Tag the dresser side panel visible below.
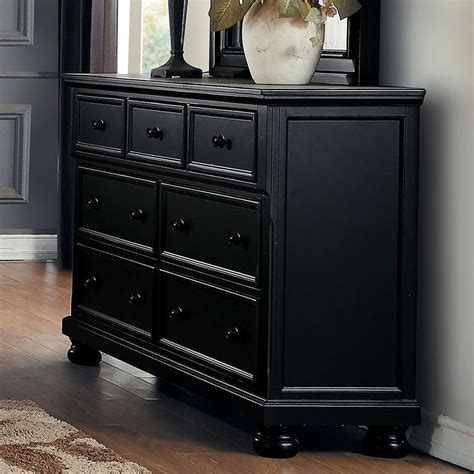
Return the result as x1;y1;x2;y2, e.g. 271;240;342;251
281;105;416;398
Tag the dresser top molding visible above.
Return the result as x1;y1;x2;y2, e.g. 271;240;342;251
63;73;426;103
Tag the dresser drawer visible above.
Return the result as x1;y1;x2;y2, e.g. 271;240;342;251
188;107;257;181
159;271;258;380
127;101;185;166
74;246;155;339
77;167;157;253
160;183;261;283
75;95;125;156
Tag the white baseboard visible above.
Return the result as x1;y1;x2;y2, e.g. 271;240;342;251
409;408;474;471
0;234;57;261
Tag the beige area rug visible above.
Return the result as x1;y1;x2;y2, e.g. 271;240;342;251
0;400;150;473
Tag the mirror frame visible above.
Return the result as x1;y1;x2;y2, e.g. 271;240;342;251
209;0;380;85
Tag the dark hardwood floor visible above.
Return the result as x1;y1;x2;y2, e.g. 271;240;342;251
0;262;466;473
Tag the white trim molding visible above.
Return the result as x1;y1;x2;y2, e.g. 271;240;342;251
409;409;474;471
0;234;57;261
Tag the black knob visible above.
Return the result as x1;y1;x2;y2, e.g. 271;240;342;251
211;134;230;149
225;327;240;341
82;275;97;289
228;232;242;246
91;119;106;131
86;197;101;210
169;307;183;320
129;208;145;221
128;291;143;305
146;127;163;140
171;218;186;232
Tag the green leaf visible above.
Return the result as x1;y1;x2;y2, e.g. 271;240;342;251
332;0;362;20
310;36;322;47
305;7;323;24
209;0;256;31
274;0;307;18
306;8;325;47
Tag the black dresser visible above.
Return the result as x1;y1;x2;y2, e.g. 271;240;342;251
62;74;425;458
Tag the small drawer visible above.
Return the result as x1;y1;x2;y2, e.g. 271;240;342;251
188;107;257;181
74;245;155;339
159;271;258;380
127;101;185;167
160;183;261;284
77;166;157;253
75;95;125;156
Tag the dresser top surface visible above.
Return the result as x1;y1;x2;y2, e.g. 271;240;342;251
64;73;426;102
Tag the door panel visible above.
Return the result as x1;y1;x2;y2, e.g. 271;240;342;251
0;0;58;72
0;79;58;230
0;104;30;202
0;0;59;232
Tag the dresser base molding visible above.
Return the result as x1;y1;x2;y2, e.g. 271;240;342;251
62;316;421;430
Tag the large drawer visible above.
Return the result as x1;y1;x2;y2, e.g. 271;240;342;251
188;107;258;181
75;95;125;156
160;183;261;284
74;245;156;339
127;100;185;167
159;271;258;380
77;166;157;253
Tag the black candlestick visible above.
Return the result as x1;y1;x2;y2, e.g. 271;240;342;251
151;0;202;78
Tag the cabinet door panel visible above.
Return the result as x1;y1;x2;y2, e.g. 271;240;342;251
74;245;156;339
75;96;125;155
159;271;258;380
160;183;261;283
188;107;257;180
128;101;185;166
77;166;157;253
284;118;401;391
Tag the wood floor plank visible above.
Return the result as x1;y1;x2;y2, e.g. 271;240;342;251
0;262;467;473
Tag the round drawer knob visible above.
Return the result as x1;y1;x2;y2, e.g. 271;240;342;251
211;134;230;149
91;119;106;131
228;232;242;246
86;197;101;210
128;292;143;305
129;208;146;221
169;307;183;320
82;275;97;289
225;327;240;341
171;218;186;232
146;127;163;140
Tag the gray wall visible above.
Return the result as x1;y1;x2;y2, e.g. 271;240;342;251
379;2;473;467
380;0;473;427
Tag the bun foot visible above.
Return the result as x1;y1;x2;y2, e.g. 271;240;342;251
363;426;410;458
253;425;299;458
67;341;102;366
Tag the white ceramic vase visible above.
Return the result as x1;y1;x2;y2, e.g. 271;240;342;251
242;0;325;85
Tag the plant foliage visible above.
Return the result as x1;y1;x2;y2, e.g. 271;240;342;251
209;0;362;32
209;0;257;31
